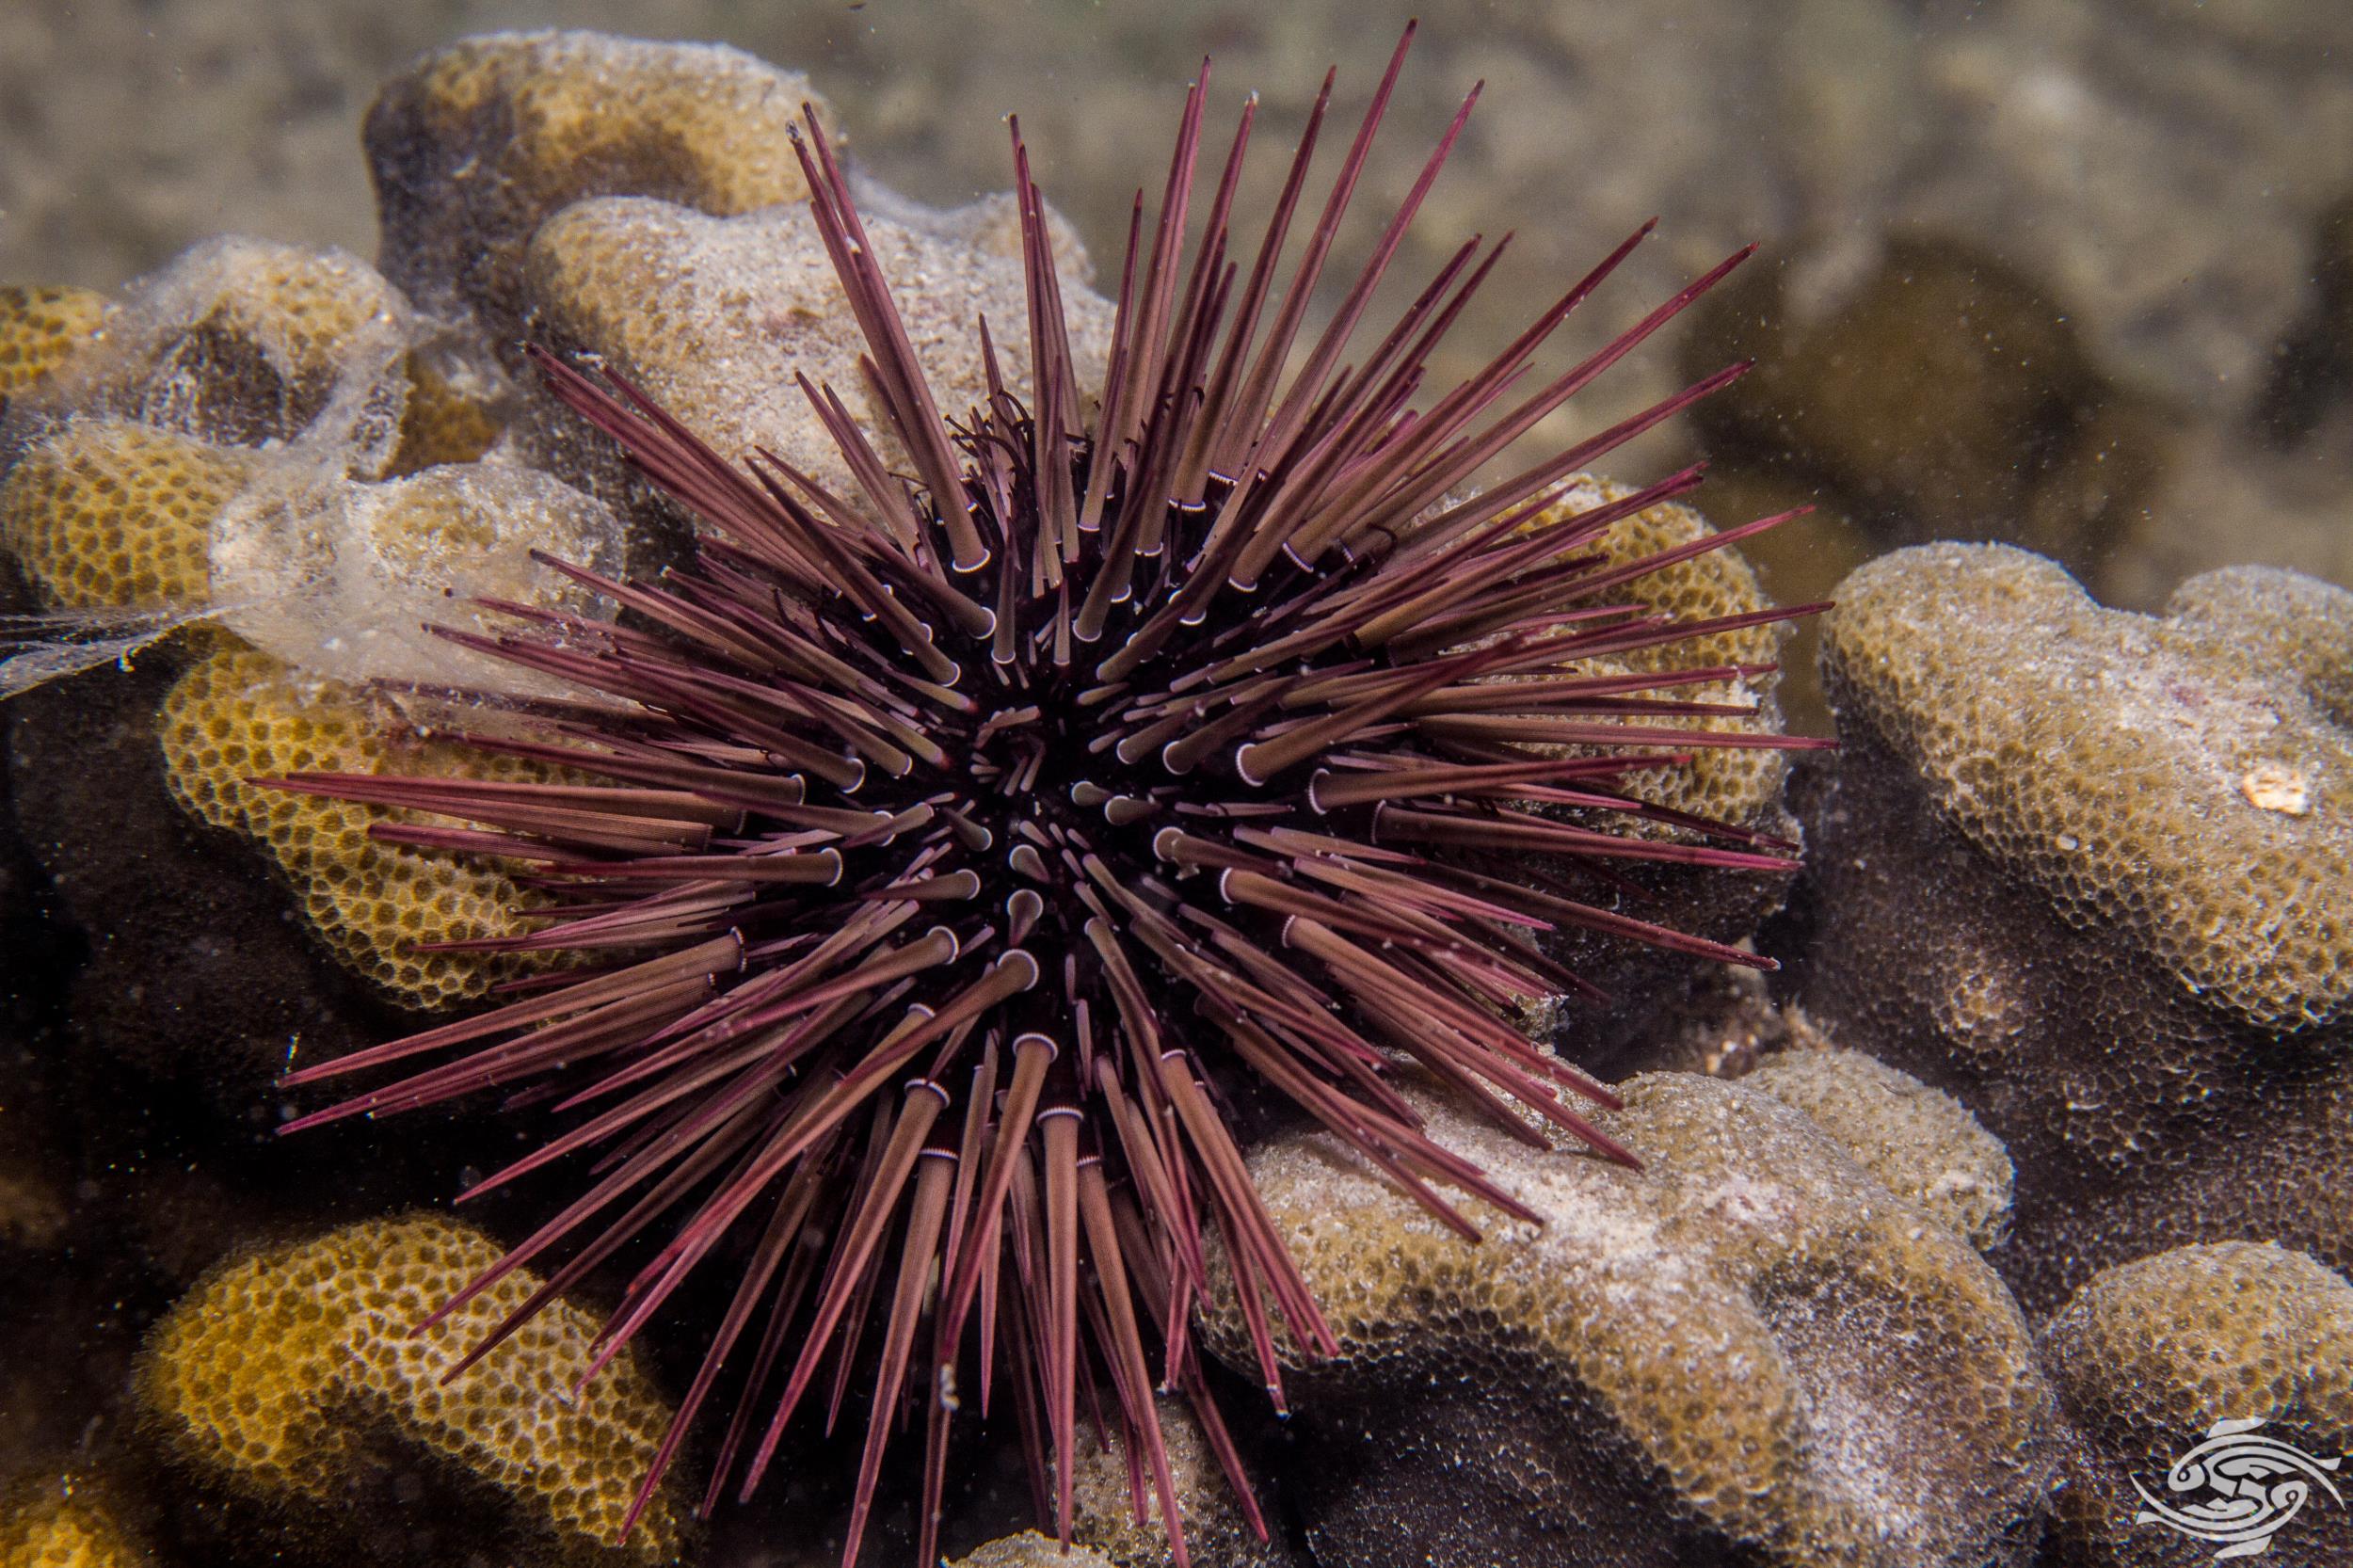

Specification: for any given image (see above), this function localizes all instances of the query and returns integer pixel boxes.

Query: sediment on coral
[1798,542,2353,1314]
[1202,1071,2056,1568]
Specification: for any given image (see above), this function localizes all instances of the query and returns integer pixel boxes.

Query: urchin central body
[267,28,1821,1568]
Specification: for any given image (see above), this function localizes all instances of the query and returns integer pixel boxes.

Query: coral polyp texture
[0,285,106,399]
[1799,542,2353,1312]
[366,31,828,348]
[136,1212,685,1568]
[259,24,1819,1568]
[2039,1242,2353,1567]
[157,643,549,1007]
[0,1483,151,1568]
[0,420,248,609]
[1203,1072,2054,1568]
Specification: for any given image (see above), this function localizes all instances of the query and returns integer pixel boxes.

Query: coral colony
[266,26,1821,1567]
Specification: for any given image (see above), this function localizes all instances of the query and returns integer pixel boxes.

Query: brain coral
[2039,1242,2353,1568]
[137,1211,684,1567]
[1799,543,2353,1312]
[1204,1072,2056,1568]
[157,642,548,1008]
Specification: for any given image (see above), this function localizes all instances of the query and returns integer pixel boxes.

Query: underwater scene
[1,2,2347,1565]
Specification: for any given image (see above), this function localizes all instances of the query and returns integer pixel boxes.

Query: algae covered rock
[136,1211,685,1567]
[1800,542,2353,1312]
[2039,1242,2353,1567]
[1204,1072,2055,1568]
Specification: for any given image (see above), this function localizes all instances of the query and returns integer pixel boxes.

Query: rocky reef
[2,20,2349,1568]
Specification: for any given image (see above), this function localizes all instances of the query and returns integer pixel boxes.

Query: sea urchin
[268,26,1822,1566]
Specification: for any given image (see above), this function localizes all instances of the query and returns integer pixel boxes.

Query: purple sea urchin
[267,28,1823,1566]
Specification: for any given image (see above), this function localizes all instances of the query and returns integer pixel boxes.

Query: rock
[1681,236,2169,582]
[2038,1242,2353,1568]
[1203,1072,2056,1568]
[1800,543,2353,1313]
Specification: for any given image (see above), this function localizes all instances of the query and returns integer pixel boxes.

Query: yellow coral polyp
[157,643,549,1008]
[0,1484,150,1568]
[0,284,107,396]
[1520,476,1789,826]
[137,1213,684,1566]
[0,419,248,609]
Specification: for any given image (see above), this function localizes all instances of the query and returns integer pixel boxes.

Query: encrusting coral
[1204,1072,2055,1568]
[517,188,1113,508]
[366,31,829,350]
[950,1537,1120,1568]
[1799,542,2353,1313]
[0,419,249,610]
[1744,1044,2014,1250]
[1680,236,2168,579]
[1504,475,1807,1067]
[136,1211,685,1568]
[2038,1242,2353,1567]
[0,286,106,401]
[156,643,548,1008]
[0,1480,152,1568]
[1067,1400,1298,1568]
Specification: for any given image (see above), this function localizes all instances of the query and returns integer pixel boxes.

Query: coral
[1533,475,1792,825]
[950,1536,1119,1568]
[0,419,248,609]
[366,31,830,348]
[157,642,545,1008]
[1744,1046,2014,1250]
[1502,476,1804,1073]
[1204,1071,2055,1568]
[205,452,625,687]
[517,190,1114,508]
[1682,237,2168,578]
[0,286,106,400]
[2038,1242,2353,1567]
[136,1211,685,1567]
[386,347,504,475]
[1799,542,2353,1312]
[1069,1400,1295,1568]
[0,1482,150,1568]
